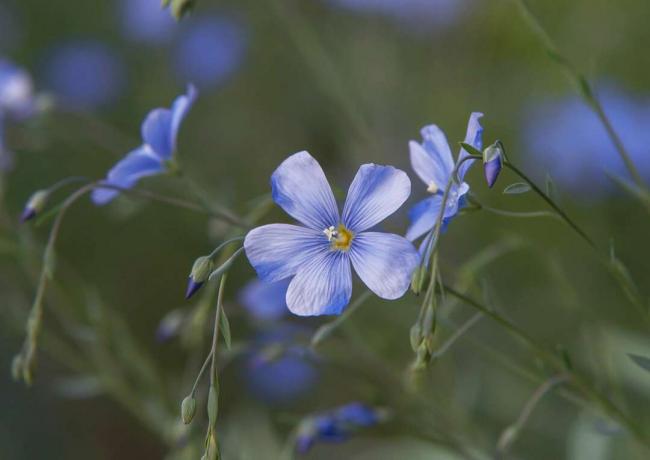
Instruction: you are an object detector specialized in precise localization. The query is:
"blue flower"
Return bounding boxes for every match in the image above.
[523,85,650,198]
[119,0,176,45]
[406,112,483,243]
[244,151,418,316]
[239,278,291,321]
[91,85,197,205]
[174,14,247,89]
[0,59,37,169]
[42,41,127,110]
[243,324,318,405]
[296,402,387,453]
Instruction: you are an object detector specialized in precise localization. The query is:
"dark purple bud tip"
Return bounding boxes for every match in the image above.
[185,278,204,299]
[484,157,502,188]
[20,207,36,223]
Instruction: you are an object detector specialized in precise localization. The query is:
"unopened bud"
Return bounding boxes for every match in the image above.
[20,190,49,223]
[181,395,196,424]
[171,0,195,19]
[185,256,214,299]
[410,265,427,295]
[483,141,504,188]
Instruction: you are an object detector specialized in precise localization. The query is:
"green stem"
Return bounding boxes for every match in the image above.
[310,290,373,348]
[513,0,645,189]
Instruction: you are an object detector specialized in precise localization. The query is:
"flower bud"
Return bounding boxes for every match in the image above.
[181,395,196,424]
[410,265,427,295]
[207,385,219,429]
[20,189,49,223]
[185,256,214,299]
[171,0,195,19]
[483,141,504,188]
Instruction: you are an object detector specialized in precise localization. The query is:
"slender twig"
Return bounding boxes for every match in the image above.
[430,312,483,359]
[513,0,645,188]
[310,290,373,348]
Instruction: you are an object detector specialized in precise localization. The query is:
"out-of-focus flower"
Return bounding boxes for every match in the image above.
[244,151,418,316]
[295,402,388,453]
[406,112,483,242]
[155,308,187,342]
[174,14,247,89]
[238,278,290,321]
[324,0,470,31]
[0,59,37,169]
[119,0,176,45]
[91,85,197,205]
[523,85,650,197]
[243,325,318,405]
[42,41,127,110]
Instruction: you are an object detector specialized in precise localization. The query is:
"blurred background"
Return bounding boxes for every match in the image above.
[1,0,649,458]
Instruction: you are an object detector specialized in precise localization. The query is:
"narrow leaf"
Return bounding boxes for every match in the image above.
[219,308,231,349]
[503,182,532,194]
[628,354,650,373]
[459,142,483,157]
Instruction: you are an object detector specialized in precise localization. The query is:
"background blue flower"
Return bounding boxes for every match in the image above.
[244,151,418,316]
[238,278,291,322]
[91,85,197,205]
[173,14,247,90]
[243,324,318,405]
[42,40,127,110]
[118,0,176,45]
[522,85,650,198]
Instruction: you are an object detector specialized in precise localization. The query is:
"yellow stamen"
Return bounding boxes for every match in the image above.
[325,224,354,251]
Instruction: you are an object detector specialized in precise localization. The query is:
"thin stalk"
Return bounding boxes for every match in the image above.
[310,290,373,348]
[513,0,645,188]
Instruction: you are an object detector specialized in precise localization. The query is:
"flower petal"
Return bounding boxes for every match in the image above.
[457,112,484,179]
[342,164,411,232]
[350,232,418,300]
[409,124,455,190]
[141,108,173,159]
[244,223,327,283]
[170,84,197,152]
[405,195,442,241]
[91,146,164,205]
[271,151,339,230]
[286,251,352,316]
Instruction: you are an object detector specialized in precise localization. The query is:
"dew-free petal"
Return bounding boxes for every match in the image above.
[342,164,411,233]
[170,84,197,153]
[457,112,483,179]
[141,108,173,159]
[244,223,327,283]
[418,124,454,184]
[286,251,352,316]
[405,195,442,241]
[271,151,339,230]
[350,232,418,300]
[91,146,164,205]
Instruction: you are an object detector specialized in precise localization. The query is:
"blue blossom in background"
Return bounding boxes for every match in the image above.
[239,278,291,321]
[325,0,470,30]
[244,151,418,316]
[406,112,483,243]
[243,324,318,405]
[91,85,197,205]
[523,86,650,198]
[119,0,176,45]
[42,41,127,110]
[174,14,247,89]
[296,402,387,453]
[0,59,37,169]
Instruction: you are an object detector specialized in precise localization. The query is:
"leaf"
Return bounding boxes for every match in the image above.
[503,182,532,194]
[628,354,650,373]
[219,308,231,349]
[459,142,483,157]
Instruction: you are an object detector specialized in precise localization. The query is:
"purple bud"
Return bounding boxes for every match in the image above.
[20,206,36,223]
[185,278,204,299]
[483,141,504,188]
[20,189,49,223]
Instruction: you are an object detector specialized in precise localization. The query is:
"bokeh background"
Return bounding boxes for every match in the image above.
[1,0,649,459]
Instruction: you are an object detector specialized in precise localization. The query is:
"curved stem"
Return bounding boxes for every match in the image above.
[310,290,373,348]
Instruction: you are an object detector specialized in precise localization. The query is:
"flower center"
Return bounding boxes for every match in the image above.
[324,224,354,252]
[427,181,438,194]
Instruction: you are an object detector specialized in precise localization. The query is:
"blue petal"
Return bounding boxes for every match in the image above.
[457,112,484,179]
[405,195,442,241]
[91,146,164,205]
[170,84,198,153]
[271,151,339,230]
[410,124,454,190]
[244,223,327,283]
[286,250,352,316]
[141,108,173,159]
[350,232,418,300]
[342,164,411,232]
[238,278,290,321]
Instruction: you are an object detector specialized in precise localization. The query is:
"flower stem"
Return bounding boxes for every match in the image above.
[311,290,373,348]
